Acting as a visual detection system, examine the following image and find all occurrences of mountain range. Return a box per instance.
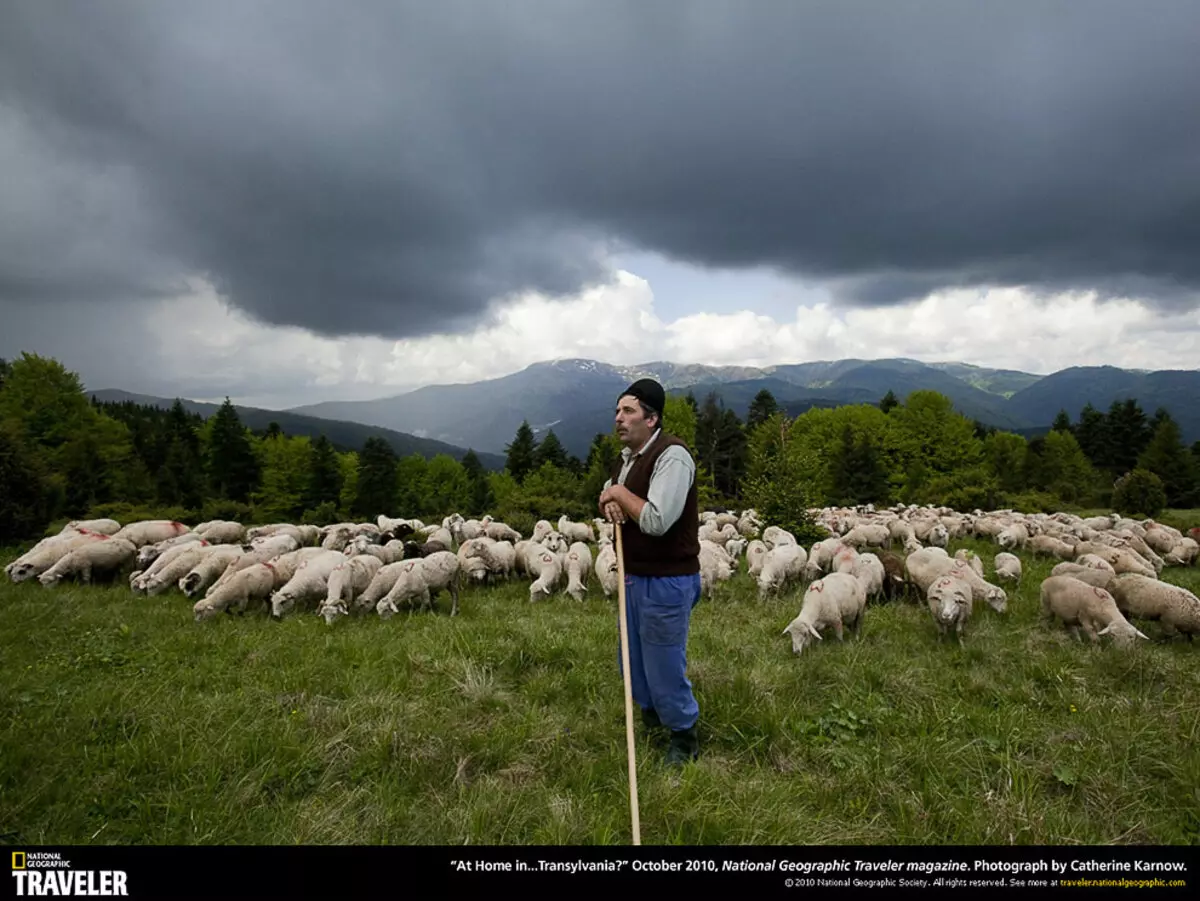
[92,358,1200,464]
[87,390,507,470]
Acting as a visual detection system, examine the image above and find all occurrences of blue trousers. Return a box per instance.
[617,573,702,732]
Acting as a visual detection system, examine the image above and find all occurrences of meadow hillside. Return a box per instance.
[3,538,1198,846]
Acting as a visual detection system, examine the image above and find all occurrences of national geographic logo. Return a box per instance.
[11,851,128,896]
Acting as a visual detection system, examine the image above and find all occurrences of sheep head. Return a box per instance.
[782,619,822,656]
[1097,620,1150,648]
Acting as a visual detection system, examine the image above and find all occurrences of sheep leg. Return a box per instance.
[832,620,844,641]
[449,581,459,617]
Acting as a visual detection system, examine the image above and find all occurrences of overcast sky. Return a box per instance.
[2,1,1198,409]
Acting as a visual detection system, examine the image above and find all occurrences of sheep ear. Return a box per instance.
[1097,624,1112,636]
[781,626,792,637]
[1135,628,1150,641]
[807,623,822,640]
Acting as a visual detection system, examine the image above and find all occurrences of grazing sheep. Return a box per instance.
[745,539,769,579]
[318,555,384,624]
[194,520,247,545]
[997,523,1030,550]
[63,518,122,536]
[38,538,137,586]
[1039,575,1149,647]
[112,520,190,548]
[135,532,207,570]
[761,526,798,550]
[1030,535,1077,560]
[7,530,112,583]
[377,551,462,618]
[993,552,1022,585]
[876,551,908,602]
[927,573,973,644]
[133,541,211,594]
[781,572,868,656]
[595,540,619,598]
[140,544,218,596]
[840,523,890,550]
[564,541,593,602]
[1073,542,1157,579]
[1164,537,1198,568]
[179,545,245,598]
[270,550,349,618]
[353,561,412,613]
[698,541,733,599]
[927,524,950,548]
[1106,574,1200,640]
[849,552,886,602]
[757,543,808,600]
[193,564,277,622]
[906,548,1007,613]
[556,515,595,544]
[485,521,522,544]
[954,548,985,578]
[804,537,844,580]
[528,547,565,603]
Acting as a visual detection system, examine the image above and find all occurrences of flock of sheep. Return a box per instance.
[4,507,1198,651]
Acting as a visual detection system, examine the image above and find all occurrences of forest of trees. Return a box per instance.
[2,352,1198,544]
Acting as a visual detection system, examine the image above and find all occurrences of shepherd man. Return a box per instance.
[598,378,703,766]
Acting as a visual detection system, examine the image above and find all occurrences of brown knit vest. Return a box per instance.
[610,432,700,576]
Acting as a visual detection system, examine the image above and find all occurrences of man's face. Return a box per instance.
[615,394,656,449]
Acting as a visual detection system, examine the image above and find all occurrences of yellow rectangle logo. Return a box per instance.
[12,852,25,870]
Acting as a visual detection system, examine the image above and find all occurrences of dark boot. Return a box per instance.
[641,707,664,730]
[665,725,700,765]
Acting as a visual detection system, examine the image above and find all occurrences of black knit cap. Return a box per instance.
[619,378,665,415]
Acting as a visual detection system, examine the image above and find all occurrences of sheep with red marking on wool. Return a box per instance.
[270,550,350,618]
[112,520,190,549]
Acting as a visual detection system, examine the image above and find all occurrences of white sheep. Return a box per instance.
[761,526,798,550]
[112,520,191,548]
[1106,573,1200,640]
[927,573,973,644]
[840,523,890,550]
[595,540,619,598]
[905,548,1007,613]
[270,550,349,618]
[1072,542,1157,579]
[353,561,412,614]
[485,521,522,544]
[781,572,868,655]
[7,530,112,583]
[193,564,276,622]
[194,520,246,545]
[135,532,207,570]
[528,547,565,603]
[557,515,595,544]
[563,541,593,601]
[38,538,137,586]
[1030,534,1077,560]
[953,548,985,578]
[698,542,733,599]
[318,555,384,624]
[179,545,245,598]
[207,535,302,592]
[745,539,769,579]
[377,551,462,618]
[757,544,808,600]
[63,518,122,535]
[992,552,1023,585]
[1039,575,1149,647]
[997,523,1030,550]
[850,552,886,602]
[1048,562,1115,589]
[1164,538,1198,567]
[140,544,218,596]
[133,541,212,594]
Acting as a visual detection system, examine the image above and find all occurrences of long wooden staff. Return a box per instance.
[613,523,641,845]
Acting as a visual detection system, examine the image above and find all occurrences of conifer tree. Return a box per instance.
[747,389,780,430]
[505,420,537,483]
[305,434,344,510]
[205,398,261,503]
[352,436,399,518]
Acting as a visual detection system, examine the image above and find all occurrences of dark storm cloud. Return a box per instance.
[2,0,1199,340]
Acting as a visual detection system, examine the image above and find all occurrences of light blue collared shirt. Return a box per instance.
[602,429,696,537]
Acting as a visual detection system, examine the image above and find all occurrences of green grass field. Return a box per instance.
[2,538,1198,846]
